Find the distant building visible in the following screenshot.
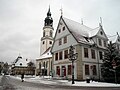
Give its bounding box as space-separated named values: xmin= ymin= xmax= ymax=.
xmin=11 ymin=55 xmax=35 ymax=75
xmin=108 ymin=32 xmax=120 ymax=50
xmin=51 ymin=16 xmax=108 ymax=80
xmin=0 ymin=62 xmax=4 ymax=74
xmin=36 ymin=7 xmax=53 ymax=76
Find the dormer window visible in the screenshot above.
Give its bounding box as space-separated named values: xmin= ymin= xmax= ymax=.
xmin=63 ymin=26 xmax=65 ymax=31
xmin=58 ymin=29 xmax=61 ymax=33
xmin=100 ymin=31 xmax=103 ymax=35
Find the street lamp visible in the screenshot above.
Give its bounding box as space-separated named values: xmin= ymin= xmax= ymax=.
xmin=68 ymin=45 xmax=78 ymax=84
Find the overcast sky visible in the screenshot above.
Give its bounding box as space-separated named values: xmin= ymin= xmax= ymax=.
xmin=0 ymin=0 xmax=120 ymax=63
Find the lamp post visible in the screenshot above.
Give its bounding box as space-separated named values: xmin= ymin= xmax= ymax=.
xmin=68 ymin=45 xmax=78 ymax=84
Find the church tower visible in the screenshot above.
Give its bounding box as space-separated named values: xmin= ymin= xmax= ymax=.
xmin=40 ymin=7 xmax=54 ymax=55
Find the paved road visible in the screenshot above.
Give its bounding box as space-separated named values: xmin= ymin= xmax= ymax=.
xmin=0 ymin=75 xmax=120 ymax=90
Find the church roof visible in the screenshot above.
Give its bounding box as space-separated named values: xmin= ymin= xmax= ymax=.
xmin=37 ymin=47 xmax=52 ymax=60
xmin=13 ymin=56 xmax=30 ymax=67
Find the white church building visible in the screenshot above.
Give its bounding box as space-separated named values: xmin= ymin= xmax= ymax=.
xmin=36 ymin=7 xmax=53 ymax=76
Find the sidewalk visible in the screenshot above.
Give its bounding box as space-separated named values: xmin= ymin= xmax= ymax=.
xmin=9 ymin=75 xmax=120 ymax=87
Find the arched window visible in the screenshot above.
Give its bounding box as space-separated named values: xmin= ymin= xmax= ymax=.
xmin=50 ymin=31 xmax=52 ymax=37
xmin=43 ymin=31 xmax=45 ymax=37
xmin=43 ymin=62 xmax=45 ymax=68
xmin=39 ymin=63 xmax=41 ymax=69
xmin=46 ymin=61 xmax=48 ymax=68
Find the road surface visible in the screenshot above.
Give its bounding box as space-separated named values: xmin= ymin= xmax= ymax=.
xmin=0 ymin=75 xmax=119 ymax=90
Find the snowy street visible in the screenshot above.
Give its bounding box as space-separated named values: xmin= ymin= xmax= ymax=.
xmin=0 ymin=75 xmax=120 ymax=90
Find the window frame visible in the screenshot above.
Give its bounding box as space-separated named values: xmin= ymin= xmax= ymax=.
xmin=64 ymin=50 xmax=68 ymax=59
xmin=59 ymin=38 xmax=62 ymax=46
xmin=85 ymin=64 xmax=89 ymax=75
xmin=64 ymin=36 xmax=67 ymax=44
xmin=59 ymin=51 xmax=63 ymax=60
xmin=91 ymin=49 xmax=96 ymax=59
xmin=55 ymin=53 xmax=58 ymax=61
xmin=84 ymin=48 xmax=89 ymax=58
xmin=68 ymin=65 xmax=71 ymax=75
xmin=98 ymin=38 xmax=102 ymax=46
xmin=99 ymin=51 xmax=103 ymax=60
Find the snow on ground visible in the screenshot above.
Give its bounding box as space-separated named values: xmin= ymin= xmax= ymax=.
xmin=9 ymin=75 xmax=120 ymax=87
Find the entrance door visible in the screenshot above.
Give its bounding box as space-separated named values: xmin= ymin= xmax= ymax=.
xmin=62 ymin=66 xmax=66 ymax=77
xmin=56 ymin=66 xmax=60 ymax=76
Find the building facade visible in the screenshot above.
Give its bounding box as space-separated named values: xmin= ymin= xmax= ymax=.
xmin=11 ymin=55 xmax=35 ymax=75
xmin=36 ymin=7 xmax=53 ymax=76
xmin=51 ymin=16 xmax=108 ymax=80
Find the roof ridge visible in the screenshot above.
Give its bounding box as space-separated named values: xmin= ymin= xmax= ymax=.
xmin=63 ymin=17 xmax=92 ymax=29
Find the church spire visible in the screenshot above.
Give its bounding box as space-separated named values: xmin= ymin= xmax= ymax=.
xmin=47 ymin=5 xmax=51 ymax=16
xmin=44 ymin=6 xmax=53 ymax=27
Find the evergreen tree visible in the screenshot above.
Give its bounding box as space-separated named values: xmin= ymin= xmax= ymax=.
xmin=101 ymin=41 xmax=120 ymax=83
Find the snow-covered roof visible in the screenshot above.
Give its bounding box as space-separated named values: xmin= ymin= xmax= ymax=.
xmin=89 ymin=27 xmax=99 ymax=37
xmin=13 ymin=56 xmax=31 ymax=67
xmin=62 ymin=17 xmax=96 ymax=45
xmin=14 ymin=58 xmax=30 ymax=67
xmin=63 ymin=17 xmax=92 ymax=37
xmin=37 ymin=47 xmax=52 ymax=60
xmin=108 ymin=35 xmax=118 ymax=43
xmin=108 ymin=34 xmax=120 ymax=44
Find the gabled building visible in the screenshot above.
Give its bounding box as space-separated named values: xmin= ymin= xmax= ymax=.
xmin=108 ymin=32 xmax=120 ymax=50
xmin=36 ymin=7 xmax=53 ymax=76
xmin=11 ymin=55 xmax=35 ymax=75
xmin=51 ymin=16 xmax=108 ymax=80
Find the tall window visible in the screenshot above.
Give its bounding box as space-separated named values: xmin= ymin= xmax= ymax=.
xmin=55 ymin=53 xmax=58 ymax=61
xmin=68 ymin=65 xmax=71 ymax=75
xmin=91 ymin=49 xmax=96 ymax=59
xmin=92 ymin=65 xmax=97 ymax=75
xmin=46 ymin=61 xmax=48 ymax=68
xmin=98 ymin=39 xmax=102 ymax=46
xmin=59 ymin=38 xmax=62 ymax=45
xmin=85 ymin=64 xmax=89 ymax=75
xmin=64 ymin=50 xmax=68 ymax=59
xmin=104 ymin=41 xmax=106 ymax=47
xmin=64 ymin=36 xmax=67 ymax=44
xmin=43 ymin=62 xmax=45 ymax=68
xmin=43 ymin=31 xmax=45 ymax=37
xmin=99 ymin=51 xmax=103 ymax=60
xmin=84 ymin=48 xmax=89 ymax=58
xmin=59 ymin=51 xmax=63 ymax=60
xmin=39 ymin=63 xmax=41 ymax=69
xmin=43 ymin=41 xmax=45 ymax=44
xmin=56 ymin=66 xmax=60 ymax=75
xmin=50 ymin=31 xmax=52 ymax=37
xmin=58 ymin=29 xmax=61 ymax=33
xmin=63 ymin=26 xmax=65 ymax=31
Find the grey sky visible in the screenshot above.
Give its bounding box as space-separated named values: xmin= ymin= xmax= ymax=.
xmin=0 ymin=0 xmax=120 ymax=63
